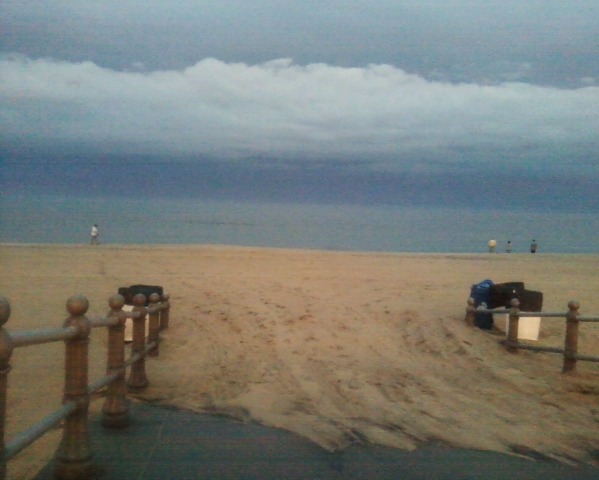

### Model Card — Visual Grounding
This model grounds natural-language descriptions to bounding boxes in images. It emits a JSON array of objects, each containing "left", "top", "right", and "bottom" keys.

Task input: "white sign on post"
[
  {"left": 122, "top": 304, "right": 149, "bottom": 342},
  {"left": 499, "top": 313, "right": 541, "bottom": 341}
]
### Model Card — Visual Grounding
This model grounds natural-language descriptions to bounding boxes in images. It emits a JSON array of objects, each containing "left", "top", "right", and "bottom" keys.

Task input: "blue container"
[{"left": 470, "top": 279, "right": 494, "bottom": 330}]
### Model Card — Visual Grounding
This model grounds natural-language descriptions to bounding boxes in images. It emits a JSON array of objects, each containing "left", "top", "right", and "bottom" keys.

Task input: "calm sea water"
[{"left": 1, "top": 194, "right": 598, "bottom": 253}]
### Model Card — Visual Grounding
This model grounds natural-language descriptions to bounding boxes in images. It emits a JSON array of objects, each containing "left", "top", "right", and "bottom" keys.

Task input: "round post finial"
[
  {"left": 509, "top": 298, "right": 520, "bottom": 309},
  {"left": 567, "top": 300, "right": 580, "bottom": 312},
  {"left": 108, "top": 294, "right": 126, "bottom": 311},
  {"left": 133, "top": 294, "right": 146, "bottom": 307},
  {"left": 149, "top": 293, "right": 160, "bottom": 304},
  {"left": 66, "top": 295, "right": 89, "bottom": 316}
]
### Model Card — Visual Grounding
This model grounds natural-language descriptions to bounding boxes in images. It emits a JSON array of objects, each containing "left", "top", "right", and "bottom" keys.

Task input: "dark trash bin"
[
  {"left": 517, "top": 290, "right": 543, "bottom": 312},
  {"left": 118, "top": 284, "right": 164, "bottom": 306},
  {"left": 470, "top": 279, "right": 494, "bottom": 330},
  {"left": 489, "top": 282, "right": 526, "bottom": 308}
]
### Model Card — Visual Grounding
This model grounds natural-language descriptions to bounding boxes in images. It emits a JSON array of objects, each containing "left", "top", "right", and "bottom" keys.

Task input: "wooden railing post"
[
  {"left": 54, "top": 295, "right": 94, "bottom": 480},
  {"left": 563, "top": 300, "right": 580, "bottom": 374},
  {"left": 102, "top": 295, "right": 130, "bottom": 428},
  {"left": 0, "top": 297, "right": 13, "bottom": 480},
  {"left": 160, "top": 293, "right": 170, "bottom": 330},
  {"left": 148, "top": 293, "right": 161, "bottom": 357},
  {"left": 127, "top": 294, "right": 149, "bottom": 390},
  {"left": 506, "top": 298, "right": 520, "bottom": 353},
  {"left": 465, "top": 297, "right": 476, "bottom": 326}
]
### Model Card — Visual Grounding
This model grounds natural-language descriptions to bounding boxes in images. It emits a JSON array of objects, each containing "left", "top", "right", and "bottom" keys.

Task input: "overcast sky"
[{"left": 1, "top": 1, "right": 598, "bottom": 209}]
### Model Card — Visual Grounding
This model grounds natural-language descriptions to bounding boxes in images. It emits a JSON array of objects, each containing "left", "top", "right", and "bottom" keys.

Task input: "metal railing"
[
  {"left": 465, "top": 297, "right": 599, "bottom": 373},
  {"left": 0, "top": 291, "right": 171, "bottom": 480}
]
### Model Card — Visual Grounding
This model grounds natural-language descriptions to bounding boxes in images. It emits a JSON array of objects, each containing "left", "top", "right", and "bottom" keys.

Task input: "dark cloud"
[
  {"left": 2, "top": 1, "right": 598, "bottom": 86},
  {"left": 2, "top": 147, "right": 598, "bottom": 213}
]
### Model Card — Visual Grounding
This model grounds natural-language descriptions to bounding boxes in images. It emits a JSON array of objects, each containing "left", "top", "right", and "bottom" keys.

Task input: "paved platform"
[{"left": 35, "top": 402, "right": 599, "bottom": 479}]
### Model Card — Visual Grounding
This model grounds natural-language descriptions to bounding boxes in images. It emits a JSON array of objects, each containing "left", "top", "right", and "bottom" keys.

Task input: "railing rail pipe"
[
  {"left": 123, "top": 342, "right": 156, "bottom": 368},
  {"left": 522, "top": 312, "right": 567, "bottom": 318},
  {"left": 9, "top": 326, "right": 79, "bottom": 349},
  {"left": 3, "top": 401, "right": 78, "bottom": 461},
  {"left": 88, "top": 371, "right": 121, "bottom": 396},
  {"left": 88, "top": 316, "right": 118, "bottom": 328},
  {"left": 509, "top": 343, "right": 564, "bottom": 354},
  {"left": 574, "top": 353, "right": 599, "bottom": 362}
]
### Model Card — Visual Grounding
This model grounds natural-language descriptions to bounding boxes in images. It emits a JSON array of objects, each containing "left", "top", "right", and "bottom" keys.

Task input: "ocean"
[{"left": 1, "top": 193, "right": 597, "bottom": 253}]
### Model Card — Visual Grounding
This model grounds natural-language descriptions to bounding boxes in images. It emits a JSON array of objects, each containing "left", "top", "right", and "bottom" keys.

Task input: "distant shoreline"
[{"left": 2, "top": 242, "right": 599, "bottom": 258}]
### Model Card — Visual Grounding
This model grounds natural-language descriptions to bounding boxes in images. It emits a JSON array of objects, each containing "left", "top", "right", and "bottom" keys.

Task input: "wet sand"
[{"left": 1, "top": 244, "right": 598, "bottom": 478}]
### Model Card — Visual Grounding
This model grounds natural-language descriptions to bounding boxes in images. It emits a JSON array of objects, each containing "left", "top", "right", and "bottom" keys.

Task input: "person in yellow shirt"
[{"left": 488, "top": 239, "right": 497, "bottom": 253}]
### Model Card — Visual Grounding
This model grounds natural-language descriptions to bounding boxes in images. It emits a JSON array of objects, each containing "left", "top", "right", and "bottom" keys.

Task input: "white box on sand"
[
  {"left": 498, "top": 313, "right": 541, "bottom": 341},
  {"left": 122, "top": 304, "right": 149, "bottom": 342}
]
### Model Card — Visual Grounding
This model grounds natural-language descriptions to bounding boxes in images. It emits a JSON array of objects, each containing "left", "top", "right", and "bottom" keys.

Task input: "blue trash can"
[{"left": 470, "top": 279, "right": 494, "bottom": 330}]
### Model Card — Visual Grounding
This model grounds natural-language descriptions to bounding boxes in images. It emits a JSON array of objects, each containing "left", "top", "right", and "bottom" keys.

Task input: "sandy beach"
[{"left": 1, "top": 244, "right": 598, "bottom": 479}]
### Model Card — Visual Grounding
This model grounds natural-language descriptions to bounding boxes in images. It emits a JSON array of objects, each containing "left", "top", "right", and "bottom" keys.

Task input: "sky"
[{"left": 1, "top": 1, "right": 598, "bottom": 211}]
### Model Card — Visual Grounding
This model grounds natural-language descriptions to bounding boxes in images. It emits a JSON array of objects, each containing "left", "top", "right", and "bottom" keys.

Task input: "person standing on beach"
[
  {"left": 506, "top": 240, "right": 512, "bottom": 253},
  {"left": 90, "top": 224, "right": 99, "bottom": 245},
  {"left": 488, "top": 239, "right": 497, "bottom": 253},
  {"left": 530, "top": 239, "right": 537, "bottom": 253}
]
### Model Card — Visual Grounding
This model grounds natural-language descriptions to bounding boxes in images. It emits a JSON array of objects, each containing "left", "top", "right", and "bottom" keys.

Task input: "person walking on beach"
[
  {"left": 488, "top": 239, "right": 497, "bottom": 253},
  {"left": 530, "top": 239, "right": 537, "bottom": 253},
  {"left": 505, "top": 240, "right": 512, "bottom": 253},
  {"left": 90, "top": 224, "right": 99, "bottom": 245}
]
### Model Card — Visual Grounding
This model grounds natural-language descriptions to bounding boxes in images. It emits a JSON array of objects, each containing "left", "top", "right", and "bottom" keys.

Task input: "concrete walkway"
[{"left": 35, "top": 402, "right": 599, "bottom": 480}]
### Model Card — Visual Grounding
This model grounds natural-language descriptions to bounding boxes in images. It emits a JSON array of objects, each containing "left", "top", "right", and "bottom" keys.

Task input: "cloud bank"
[
  {"left": 2, "top": 55, "right": 598, "bottom": 173},
  {"left": 4, "top": 1, "right": 598, "bottom": 87}
]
